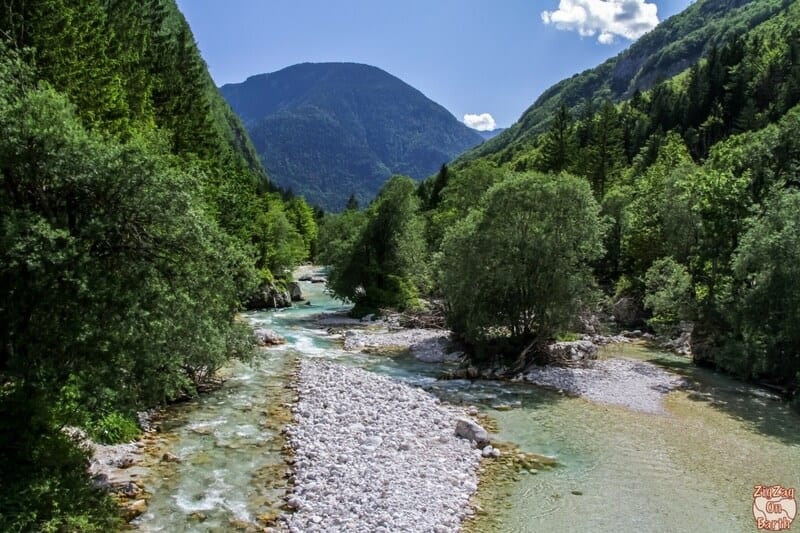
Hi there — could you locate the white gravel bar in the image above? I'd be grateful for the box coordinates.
[520,358,687,414]
[283,360,482,533]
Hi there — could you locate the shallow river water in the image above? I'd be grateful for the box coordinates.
[134,279,800,532]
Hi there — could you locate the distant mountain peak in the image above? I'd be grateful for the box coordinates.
[221,63,483,210]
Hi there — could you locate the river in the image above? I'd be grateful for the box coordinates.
[133,278,800,532]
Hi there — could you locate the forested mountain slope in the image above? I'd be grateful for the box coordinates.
[320,0,800,395]
[0,1,317,530]
[221,63,484,211]
[462,0,791,164]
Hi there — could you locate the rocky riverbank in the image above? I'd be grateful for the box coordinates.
[517,357,688,414]
[282,360,484,532]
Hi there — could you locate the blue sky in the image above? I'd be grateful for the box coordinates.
[176,0,693,129]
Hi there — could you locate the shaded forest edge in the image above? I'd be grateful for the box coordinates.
[0,1,318,530]
[318,1,800,403]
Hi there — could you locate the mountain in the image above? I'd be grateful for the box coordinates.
[221,63,484,211]
[460,0,791,164]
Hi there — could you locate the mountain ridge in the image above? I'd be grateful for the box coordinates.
[459,0,789,164]
[221,62,483,211]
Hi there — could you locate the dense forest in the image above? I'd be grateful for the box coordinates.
[0,1,317,530]
[320,0,800,390]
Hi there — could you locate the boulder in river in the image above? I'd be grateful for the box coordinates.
[310,276,327,284]
[288,281,304,302]
[254,328,286,346]
[454,417,490,448]
[247,283,292,310]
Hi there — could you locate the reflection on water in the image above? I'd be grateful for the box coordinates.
[135,279,800,532]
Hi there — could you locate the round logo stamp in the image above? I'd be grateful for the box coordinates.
[753,485,796,531]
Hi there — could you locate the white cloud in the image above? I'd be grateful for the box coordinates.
[541,0,659,44]
[463,113,497,131]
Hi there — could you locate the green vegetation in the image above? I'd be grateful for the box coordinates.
[0,1,316,529]
[463,0,791,165]
[220,63,484,211]
[319,176,427,315]
[439,173,604,367]
[323,0,800,395]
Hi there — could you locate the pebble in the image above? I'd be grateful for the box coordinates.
[283,360,481,532]
[522,358,687,414]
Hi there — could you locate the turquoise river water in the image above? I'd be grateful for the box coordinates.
[133,279,800,532]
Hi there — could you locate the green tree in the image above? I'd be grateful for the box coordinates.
[439,172,605,367]
[643,257,694,336]
[325,176,427,313]
[540,104,575,173]
[0,49,256,529]
[725,188,800,381]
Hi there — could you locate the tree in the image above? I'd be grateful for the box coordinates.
[621,133,700,279]
[540,104,575,173]
[439,172,605,367]
[725,188,800,381]
[325,176,427,313]
[643,257,694,336]
[345,192,360,211]
[0,48,256,529]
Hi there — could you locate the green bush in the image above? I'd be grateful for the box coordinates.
[88,412,140,444]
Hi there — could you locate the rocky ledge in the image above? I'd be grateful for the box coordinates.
[283,360,484,532]
[518,358,688,414]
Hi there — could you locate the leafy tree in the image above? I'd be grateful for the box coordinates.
[439,172,605,367]
[285,196,319,259]
[325,176,427,313]
[643,257,694,336]
[621,133,700,279]
[0,38,260,529]
[725,188,800,381]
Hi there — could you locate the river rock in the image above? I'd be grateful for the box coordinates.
[123,499,147,521]
[284,360,481,532]
[161,452,180,463]
[410,335,462,363]
[547,340,598,363]
[454,418,490,448]
[522,358,687,414]
[663,321,693,356]
[254,327,286,346]
[612,297,643,327]
[288,281,304,302]
[310,276,327,284]
[247,283,292,309]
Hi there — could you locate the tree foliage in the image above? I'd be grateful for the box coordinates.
[439,173,605,365]
[322,176,427,313]
[0,0,316,527]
